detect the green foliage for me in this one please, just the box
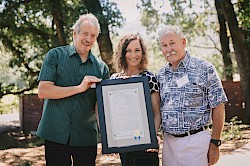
[0,101,13,114]
[237,0,250,30]
[0,94,18,114]
[27,135,45,147]
[138,0,160,33]
[0,0,68,97]
[100,0,125,34]
[237,0,250,44]
[0,0,124,98]
[137,0,250,80]
[138,0,215,38]
[138,0,227,76]
[147,36,166,74]
[222,116,243,141]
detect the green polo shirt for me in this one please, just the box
[37,45,109,146]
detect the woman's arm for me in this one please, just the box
[151,92,161,133]
[95,102,100,130]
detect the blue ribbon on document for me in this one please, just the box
[134,130,142,140]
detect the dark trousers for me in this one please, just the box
[45,140,97,166]
[120,150,159,166]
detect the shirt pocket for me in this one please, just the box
[183,91,204,108]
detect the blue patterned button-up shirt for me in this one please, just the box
[158,52,228,135]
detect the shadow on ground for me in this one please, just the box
[0,128,44,150]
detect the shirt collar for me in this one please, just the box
[69,45,77,56]
[181,51,190,68]
[166,51,190,70]
[69,45,95,63]
[88,51,95,63]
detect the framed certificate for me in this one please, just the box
[96,76,158,154]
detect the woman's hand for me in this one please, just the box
[145,136,161,153]
[119,75,131,79]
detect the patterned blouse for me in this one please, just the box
[110,70,159,94]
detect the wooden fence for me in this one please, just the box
[222,81,245,122]
[19,94,43,134]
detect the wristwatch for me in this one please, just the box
[210,139,222,147]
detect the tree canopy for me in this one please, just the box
[0,0,124,98]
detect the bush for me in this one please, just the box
[0,95,18,114]
[222,116,243,141]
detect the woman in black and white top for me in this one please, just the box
[111,34,161,166]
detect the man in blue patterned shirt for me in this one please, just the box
[157,25,228,166]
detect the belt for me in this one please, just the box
[170,126,209,138]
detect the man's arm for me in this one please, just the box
[208,103,225,165]
[38,76,102,99]
[211,103,225,139]
[146,92,161,153]
[151,92,161,133]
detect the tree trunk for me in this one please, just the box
[215,0,233,81]
[49,0,67,46]
[83,0,114,73]
[220,0,250,123]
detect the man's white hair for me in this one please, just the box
[73,13,100,35]
[158,25,184,39]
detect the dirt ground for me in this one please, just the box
[0,125,250,166]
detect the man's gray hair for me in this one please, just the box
[158,25,184,39]
[73,13,100,35]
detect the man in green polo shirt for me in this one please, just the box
[37,13,109,165]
